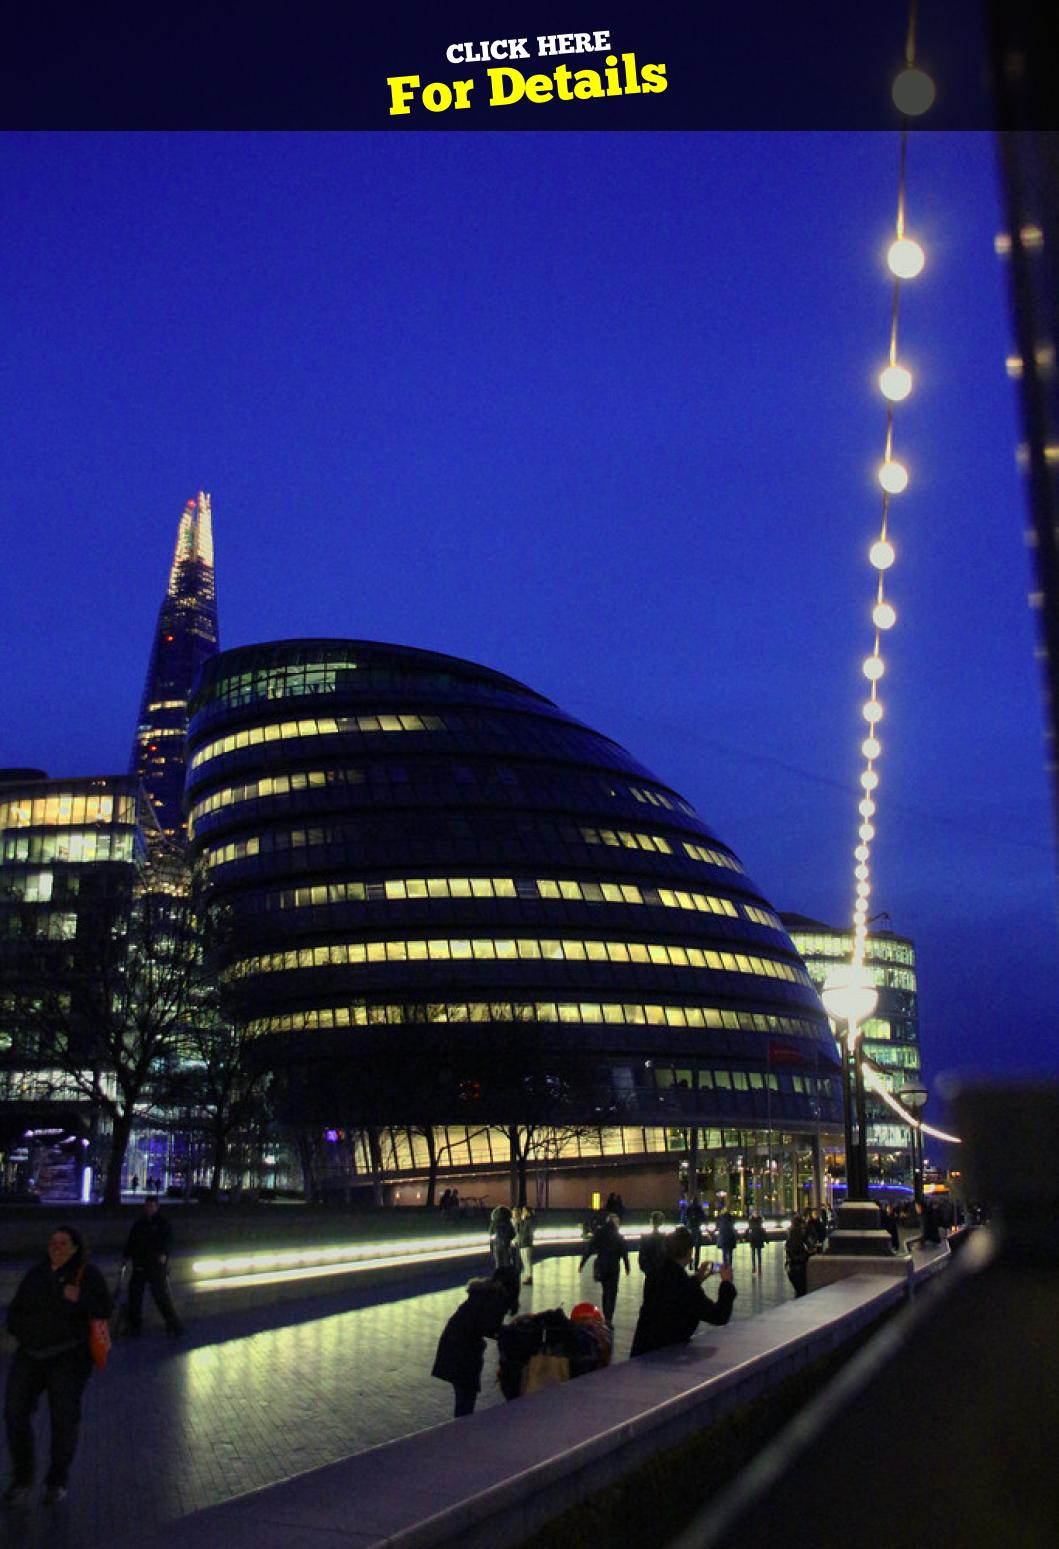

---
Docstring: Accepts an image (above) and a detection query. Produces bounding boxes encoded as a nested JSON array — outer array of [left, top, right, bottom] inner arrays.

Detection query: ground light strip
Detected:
[[190, 1221, 797, 1291]]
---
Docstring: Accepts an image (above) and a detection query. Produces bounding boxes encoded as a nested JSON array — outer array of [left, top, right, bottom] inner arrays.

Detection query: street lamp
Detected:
[[821, 964, 878, 1202], [898, 1084, 929, 1205]]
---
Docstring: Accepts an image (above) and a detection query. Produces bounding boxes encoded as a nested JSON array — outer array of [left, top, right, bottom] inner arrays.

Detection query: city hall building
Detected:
[[188, 639, 844, 1209]]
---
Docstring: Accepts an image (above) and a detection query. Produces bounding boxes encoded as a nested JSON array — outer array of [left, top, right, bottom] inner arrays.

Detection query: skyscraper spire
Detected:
[[131, 493, 219, 842]]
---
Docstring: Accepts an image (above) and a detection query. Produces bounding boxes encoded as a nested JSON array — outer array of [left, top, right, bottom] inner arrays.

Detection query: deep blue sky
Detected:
[[2, 132, 1056, 1121]]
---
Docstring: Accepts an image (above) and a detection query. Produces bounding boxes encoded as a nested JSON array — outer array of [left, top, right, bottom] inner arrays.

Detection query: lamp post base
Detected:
[[807, 1198, 905, 1291]]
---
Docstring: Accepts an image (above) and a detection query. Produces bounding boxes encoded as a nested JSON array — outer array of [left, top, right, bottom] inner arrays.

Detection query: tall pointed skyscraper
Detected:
[[131, 493, 219, 842]]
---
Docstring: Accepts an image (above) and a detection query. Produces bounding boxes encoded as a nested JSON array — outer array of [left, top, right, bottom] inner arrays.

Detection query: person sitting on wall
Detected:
[[630, 1227, 736, 1357]]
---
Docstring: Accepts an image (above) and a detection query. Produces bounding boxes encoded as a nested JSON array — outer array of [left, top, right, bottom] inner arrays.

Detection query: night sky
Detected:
[[3, 131, 1056, 1127]]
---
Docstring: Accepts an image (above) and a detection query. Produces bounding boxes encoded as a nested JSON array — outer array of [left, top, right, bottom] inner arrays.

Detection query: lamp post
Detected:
[[820, 964, 879, 1204], [898, 1084, 928, 1205]]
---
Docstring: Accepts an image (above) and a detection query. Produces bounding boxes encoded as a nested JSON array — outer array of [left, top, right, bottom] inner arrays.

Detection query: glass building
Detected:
[[131, 493, 218, 843], [0, 770, 156, 1198], [780, 912, 922, 1182], [187, 639, 843, 1205]]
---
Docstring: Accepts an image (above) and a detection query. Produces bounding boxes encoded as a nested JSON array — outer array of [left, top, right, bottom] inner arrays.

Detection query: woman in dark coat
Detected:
[[716, 1209, 738, 1268], [630, 1227, 737, 1357], [3, 1225, 112, 1505], [489, 1206, 517, 1270], [785, 1214, 811, 1298], [431, 1267, 520, 1417]]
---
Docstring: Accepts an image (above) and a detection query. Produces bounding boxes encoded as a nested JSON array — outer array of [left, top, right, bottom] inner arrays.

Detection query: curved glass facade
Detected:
[[188, 641, 841, 1135]]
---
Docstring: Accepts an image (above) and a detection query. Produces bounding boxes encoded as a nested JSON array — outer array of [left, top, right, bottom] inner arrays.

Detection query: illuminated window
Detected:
[[189, 712, 446, 771], [245, 998, 824, 1040]]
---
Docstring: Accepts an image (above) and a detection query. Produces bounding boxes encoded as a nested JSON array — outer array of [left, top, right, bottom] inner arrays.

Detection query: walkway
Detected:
[[0, 1242, 793, 1549]]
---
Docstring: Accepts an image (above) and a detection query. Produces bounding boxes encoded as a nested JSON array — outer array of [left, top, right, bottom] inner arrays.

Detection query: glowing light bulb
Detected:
[[855, 863, 869, 881], [863, 700, 883, 724], [879, 364, 913, 401], [821, 963, 878, 1024], [859, 822, 875, 840], [888, 237, 925, 279], [879, 461, 908, 494], [863, 655, 885, 681], [861, 770, 879, 791], [870, 539, 895, 570], [855, 844, 869, 862], [873, 601, 897, 630], [859, 798, 876, 817], [892, 67, 936, 117], [856, 880, 871, 898], [862, 736, 881, 759]]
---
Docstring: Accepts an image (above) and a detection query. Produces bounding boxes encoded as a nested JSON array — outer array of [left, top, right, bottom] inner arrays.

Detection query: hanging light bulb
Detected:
[[873, 601, 897, 629], [869, 539, 895, 569], [892, 67, 936, 117], [856, 880, 871, 898], [879, 364, 913, 401], [878, 460, 909, 494], [863, 655, 885, 681], [862, 736, 881, 758], [861, 770, 880, 791], [888, 236, 926, 278], [859, 798, 876, 817], [863, 700, 883, 723], [855, 844, 870, 861]]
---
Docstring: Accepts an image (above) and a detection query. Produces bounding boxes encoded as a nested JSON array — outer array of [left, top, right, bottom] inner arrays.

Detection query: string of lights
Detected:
[[821, 4, 959, 1168]]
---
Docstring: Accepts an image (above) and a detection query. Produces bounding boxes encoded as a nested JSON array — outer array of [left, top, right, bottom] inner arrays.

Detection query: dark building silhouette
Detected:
[[131, 493, 218, 842], [0, 770, 159, 1197], [187, 639, 841, 1197]]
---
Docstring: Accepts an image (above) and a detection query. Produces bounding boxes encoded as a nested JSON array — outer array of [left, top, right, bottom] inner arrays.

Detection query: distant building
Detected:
[[187, 638, 843, 1208], [0, 770, 158, 1198], [131, 493, 218, 842], [780, 912, 922, 1181]]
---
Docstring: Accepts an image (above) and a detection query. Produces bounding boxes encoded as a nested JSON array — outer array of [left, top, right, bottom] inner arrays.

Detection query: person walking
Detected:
[[638, 1211, 668, 1277], [3, 1225, 112, 1506], [515, 1206, 536, 1284], [686, 1195, 707, 1267], [746, 1211, 766, 1275], [630, 1227, 737, 1357], [122, 1195, 183, 1335], [431, 1266, 520, 1417], [716, 1207, 738, 1269], [785, 1213, 812, 1298], [578, 1213, 630, 1326]]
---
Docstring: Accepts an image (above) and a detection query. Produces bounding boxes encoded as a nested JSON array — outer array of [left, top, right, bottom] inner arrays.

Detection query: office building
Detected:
[[187, 639, 843, 1206], [131, 493, 218, 842], [781, 912, 922, 1183]]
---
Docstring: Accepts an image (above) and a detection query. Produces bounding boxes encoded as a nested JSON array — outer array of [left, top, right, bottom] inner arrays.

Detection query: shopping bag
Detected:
[[89, 1318, 112, 1370], [521, 1351, 570, 1395]]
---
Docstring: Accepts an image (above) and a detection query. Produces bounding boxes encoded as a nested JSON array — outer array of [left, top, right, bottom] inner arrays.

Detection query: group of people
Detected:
[[488, 1205, 536, 1283], [432, 1209, 736, 1418], [3, 1197, 183, 1508], [437, 1188, 461, 1223]]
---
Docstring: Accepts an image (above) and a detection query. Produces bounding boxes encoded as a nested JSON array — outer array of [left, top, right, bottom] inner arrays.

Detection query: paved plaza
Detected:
[[0, 1240, 794, 1548]]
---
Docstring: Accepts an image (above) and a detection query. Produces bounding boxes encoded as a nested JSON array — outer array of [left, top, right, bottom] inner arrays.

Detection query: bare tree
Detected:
[[1, 851, 202, 1205], [151, 1011, 272, 1200]]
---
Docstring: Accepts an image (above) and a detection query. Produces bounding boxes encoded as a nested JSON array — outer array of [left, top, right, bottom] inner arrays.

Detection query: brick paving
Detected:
[[0, 1241, 792, 1548]]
